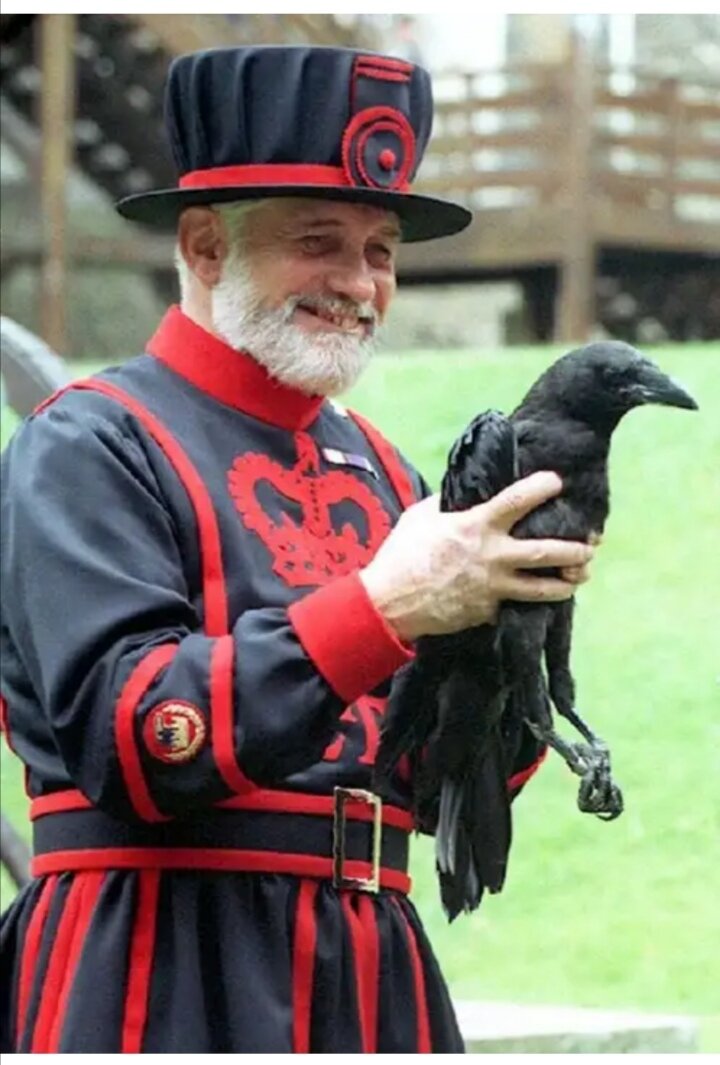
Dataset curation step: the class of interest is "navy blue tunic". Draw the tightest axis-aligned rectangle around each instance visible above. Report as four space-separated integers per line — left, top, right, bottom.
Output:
0 308 544 1052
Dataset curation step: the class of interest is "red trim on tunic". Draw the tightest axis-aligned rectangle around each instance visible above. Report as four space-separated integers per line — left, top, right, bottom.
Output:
392 898 432 1053
507 745 548 793
121 869 161 1053
210 635 255 793
31 383 76 418
115 644 178 822
30 876 84 1051
292 879 319 1053
30 791 93 819
31 848 411 894
71 378 230 638
348 409 418 511
46 871 105 1052
341 894 380 1053
217 788 413 832
16 875 58 1048
147 307 324 431
0 694 10 748
288 572 413 705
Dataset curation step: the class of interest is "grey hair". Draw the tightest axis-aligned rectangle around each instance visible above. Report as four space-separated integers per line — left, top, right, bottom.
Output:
174 200 269 302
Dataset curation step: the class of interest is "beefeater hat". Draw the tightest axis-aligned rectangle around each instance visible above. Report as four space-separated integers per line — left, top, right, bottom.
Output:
115 45 472 243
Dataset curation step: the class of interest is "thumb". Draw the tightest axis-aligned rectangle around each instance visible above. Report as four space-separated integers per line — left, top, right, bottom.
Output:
482 471 562 530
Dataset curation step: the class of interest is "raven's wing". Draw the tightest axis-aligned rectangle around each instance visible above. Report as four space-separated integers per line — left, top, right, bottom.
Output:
375 411 517 796
441 409 517 512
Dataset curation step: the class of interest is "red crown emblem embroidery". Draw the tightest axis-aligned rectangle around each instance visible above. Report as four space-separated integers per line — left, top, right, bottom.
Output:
228 433 392 587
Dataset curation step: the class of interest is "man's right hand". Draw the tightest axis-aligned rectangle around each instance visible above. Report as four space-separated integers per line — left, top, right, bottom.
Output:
359 471 594 642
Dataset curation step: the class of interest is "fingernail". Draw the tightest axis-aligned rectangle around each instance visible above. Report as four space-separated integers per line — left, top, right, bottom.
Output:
540 471 562 490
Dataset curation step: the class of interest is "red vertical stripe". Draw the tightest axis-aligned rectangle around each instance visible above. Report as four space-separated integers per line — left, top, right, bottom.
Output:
31 877 84 1051
341 894 380 1053
121 869 161 1053
392 898 432 1052
71 380 229 637
115 644 178 821
292 878 319 1053
46 871 105 1052
0 693 9 746
348 410 418 510
210 635 254 793
15 875 58 1049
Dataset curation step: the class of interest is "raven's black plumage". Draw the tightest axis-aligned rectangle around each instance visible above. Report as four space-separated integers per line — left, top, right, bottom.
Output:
374 341 697 921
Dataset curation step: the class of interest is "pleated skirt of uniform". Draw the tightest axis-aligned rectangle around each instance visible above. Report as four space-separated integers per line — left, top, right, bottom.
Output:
0 871 464 1053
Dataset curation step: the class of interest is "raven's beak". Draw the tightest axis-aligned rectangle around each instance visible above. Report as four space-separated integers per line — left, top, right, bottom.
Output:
630 366 699 410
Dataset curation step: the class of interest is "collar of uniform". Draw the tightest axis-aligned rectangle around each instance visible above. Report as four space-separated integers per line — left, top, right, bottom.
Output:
146 305 325 431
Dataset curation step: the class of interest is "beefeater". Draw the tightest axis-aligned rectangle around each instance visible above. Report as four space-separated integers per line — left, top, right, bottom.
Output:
0 45 595 1052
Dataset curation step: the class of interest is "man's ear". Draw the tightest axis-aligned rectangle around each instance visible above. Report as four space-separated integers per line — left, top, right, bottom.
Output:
177 208 227 288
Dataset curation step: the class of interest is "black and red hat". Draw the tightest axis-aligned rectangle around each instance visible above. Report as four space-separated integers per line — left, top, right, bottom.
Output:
116 45 472 243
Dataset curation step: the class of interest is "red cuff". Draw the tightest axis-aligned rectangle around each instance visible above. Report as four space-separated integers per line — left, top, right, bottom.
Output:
288 573 414 704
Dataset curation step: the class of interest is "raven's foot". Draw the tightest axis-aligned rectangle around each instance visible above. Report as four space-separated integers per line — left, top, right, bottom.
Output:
576 743 624 820
525 719 594 775
525 721 623 820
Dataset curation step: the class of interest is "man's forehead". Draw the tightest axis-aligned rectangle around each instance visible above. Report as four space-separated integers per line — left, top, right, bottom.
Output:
254 197 402 238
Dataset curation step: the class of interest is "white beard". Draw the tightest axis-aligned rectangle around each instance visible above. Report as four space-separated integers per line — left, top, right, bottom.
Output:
211 245 377 397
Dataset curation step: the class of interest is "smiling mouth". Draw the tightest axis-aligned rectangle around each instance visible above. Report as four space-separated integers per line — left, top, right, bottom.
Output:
295 302 375 336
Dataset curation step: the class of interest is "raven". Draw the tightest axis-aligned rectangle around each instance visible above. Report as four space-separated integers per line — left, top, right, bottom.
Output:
374 341 698 921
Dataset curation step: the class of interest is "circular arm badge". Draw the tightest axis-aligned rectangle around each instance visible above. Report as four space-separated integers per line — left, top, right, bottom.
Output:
143 701 207 764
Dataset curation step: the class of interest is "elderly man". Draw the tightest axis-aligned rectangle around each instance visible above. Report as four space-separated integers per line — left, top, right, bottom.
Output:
0 46 592 1052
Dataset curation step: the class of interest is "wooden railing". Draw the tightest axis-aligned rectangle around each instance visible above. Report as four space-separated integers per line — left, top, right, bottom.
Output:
415 50 720 224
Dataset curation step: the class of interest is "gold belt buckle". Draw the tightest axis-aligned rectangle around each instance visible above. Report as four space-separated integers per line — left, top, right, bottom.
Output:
332 786 382 893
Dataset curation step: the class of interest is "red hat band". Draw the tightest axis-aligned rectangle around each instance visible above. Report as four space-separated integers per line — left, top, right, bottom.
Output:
178 161 411 194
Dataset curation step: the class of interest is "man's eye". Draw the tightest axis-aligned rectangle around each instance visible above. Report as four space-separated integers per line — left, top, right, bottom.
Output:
299 235 328 254
369 244 394 264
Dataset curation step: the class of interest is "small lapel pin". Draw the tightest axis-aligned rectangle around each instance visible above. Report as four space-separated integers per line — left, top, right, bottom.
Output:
322 447 379 479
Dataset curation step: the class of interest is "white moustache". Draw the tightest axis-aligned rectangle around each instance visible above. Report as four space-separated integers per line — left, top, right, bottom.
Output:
285 294 378 331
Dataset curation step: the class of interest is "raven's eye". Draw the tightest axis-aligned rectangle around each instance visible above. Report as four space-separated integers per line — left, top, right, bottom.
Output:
600 366 624 390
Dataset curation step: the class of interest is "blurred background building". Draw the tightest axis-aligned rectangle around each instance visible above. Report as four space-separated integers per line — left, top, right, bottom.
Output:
1 12 718 361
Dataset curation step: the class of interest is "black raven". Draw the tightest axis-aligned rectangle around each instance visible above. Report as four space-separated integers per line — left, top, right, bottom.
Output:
374 341 698 921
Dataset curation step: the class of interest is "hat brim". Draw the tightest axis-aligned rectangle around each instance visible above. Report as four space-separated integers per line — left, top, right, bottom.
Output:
115 184 472 243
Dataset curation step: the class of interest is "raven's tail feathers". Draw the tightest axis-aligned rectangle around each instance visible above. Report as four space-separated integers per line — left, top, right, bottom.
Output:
435 733 512 921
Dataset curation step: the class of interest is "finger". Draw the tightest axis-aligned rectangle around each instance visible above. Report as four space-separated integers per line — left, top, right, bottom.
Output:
561 564 590 585
481 472 563 531
504 538 593 570
502 575 577 604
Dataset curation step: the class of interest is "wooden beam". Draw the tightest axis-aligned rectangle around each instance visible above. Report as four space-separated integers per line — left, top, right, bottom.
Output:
555 34 595 343
1 232 177 270
39 14 75 356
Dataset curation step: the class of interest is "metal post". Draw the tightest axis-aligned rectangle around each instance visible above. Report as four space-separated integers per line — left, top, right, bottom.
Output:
39 13 76 356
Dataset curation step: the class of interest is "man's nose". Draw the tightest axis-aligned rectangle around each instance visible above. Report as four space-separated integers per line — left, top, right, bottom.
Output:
325 255 376 305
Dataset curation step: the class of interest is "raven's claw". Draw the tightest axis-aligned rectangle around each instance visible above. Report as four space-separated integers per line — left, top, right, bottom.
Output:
576 745 623 820
527 720 624 820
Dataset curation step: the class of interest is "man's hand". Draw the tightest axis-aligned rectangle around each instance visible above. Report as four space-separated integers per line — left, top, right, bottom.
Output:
360 471 594 642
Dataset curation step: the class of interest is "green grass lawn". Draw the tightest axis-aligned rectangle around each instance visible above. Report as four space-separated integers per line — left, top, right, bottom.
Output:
2 341 719 1047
